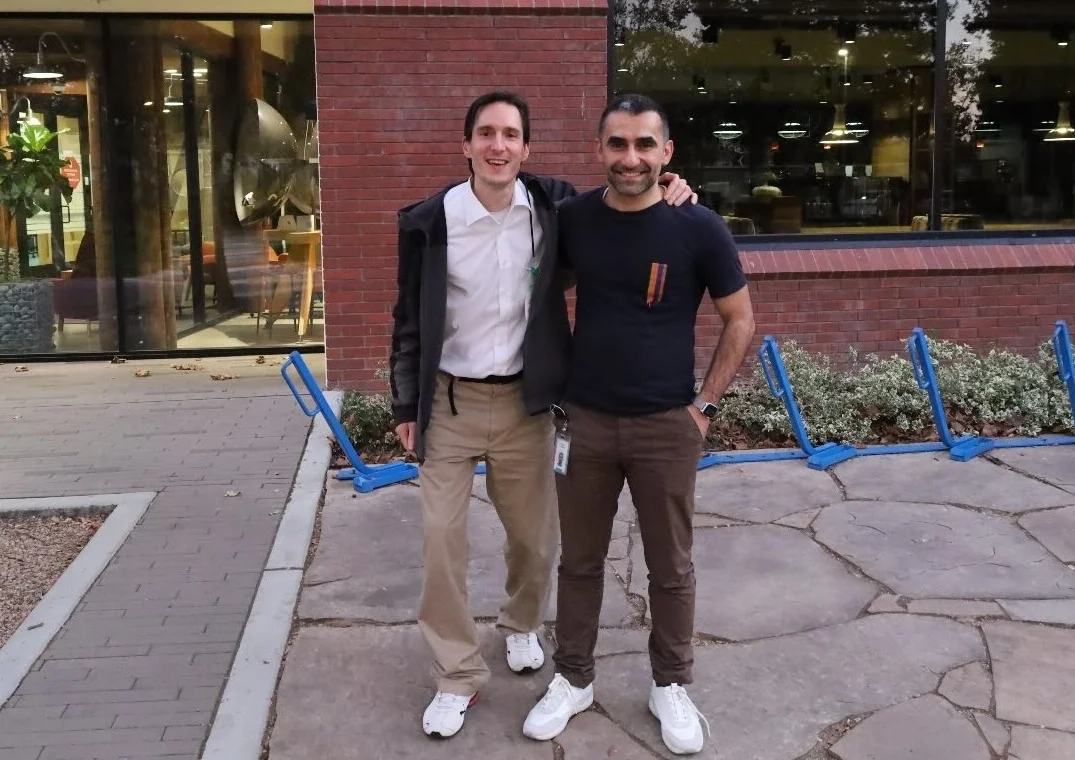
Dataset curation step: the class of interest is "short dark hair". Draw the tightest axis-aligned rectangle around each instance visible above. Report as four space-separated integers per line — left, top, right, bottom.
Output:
598 93 670 141
464 91 531 144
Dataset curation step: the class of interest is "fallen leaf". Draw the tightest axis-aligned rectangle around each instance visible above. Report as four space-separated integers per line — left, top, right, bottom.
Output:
110 356 126 364
134 369 151 378
225 490 241 497
211 373 238 381
14 365 28 373
171 363 200 371
255 355 266 365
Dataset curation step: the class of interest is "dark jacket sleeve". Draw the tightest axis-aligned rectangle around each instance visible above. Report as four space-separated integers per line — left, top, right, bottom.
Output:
532 175 578 204
388 225 421 425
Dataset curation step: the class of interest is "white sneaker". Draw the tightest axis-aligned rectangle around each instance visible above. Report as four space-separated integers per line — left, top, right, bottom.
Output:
522 673 594 741
648 682 710 755
506 632 545 673
422 691 478 738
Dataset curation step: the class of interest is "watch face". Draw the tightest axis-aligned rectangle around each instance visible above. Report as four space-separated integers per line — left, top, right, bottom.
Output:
702 403 718 419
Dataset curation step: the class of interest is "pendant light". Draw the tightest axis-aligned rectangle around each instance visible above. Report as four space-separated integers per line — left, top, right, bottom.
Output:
1045 102 1075 142
820 103 859 144
820 51 859 145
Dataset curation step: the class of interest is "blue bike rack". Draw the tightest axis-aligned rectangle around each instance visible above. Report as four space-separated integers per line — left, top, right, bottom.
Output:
907 328 995 461
1056 319 1075 426
757 336 859 470
986 320 1075 451
280 351 419 493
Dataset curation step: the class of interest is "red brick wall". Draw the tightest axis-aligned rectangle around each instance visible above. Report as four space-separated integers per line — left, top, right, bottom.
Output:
694 244 1075 370
314 0 607 390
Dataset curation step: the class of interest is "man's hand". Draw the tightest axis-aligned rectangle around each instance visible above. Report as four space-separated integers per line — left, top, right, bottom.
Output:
395 422 416 453
686 404 710 441
658 172 698 207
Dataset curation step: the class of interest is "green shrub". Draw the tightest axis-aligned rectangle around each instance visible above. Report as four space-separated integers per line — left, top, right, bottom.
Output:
339 338 1075 455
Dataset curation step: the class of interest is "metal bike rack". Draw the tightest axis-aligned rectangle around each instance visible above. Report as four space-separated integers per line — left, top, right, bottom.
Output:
907 328 995 461
280 352 419 493
756 336 859 470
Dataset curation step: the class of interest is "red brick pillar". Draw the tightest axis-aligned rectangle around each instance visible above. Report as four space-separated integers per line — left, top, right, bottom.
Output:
314 0 608 390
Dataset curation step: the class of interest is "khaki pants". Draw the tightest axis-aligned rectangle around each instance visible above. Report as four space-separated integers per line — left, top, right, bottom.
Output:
552 402 703 688
418 372 559 696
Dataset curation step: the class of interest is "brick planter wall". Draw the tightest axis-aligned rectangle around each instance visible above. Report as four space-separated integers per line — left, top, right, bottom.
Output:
693 242 1075 371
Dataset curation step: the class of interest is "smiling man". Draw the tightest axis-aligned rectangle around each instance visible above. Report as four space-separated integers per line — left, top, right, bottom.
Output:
522 93 756 755
388 91 695 740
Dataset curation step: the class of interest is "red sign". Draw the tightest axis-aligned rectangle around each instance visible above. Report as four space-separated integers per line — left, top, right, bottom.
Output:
60 156 80 189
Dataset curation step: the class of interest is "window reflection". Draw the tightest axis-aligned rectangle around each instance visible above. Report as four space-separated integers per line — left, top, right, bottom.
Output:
946 0 1075 230
0 17 320 356
612 0 937 234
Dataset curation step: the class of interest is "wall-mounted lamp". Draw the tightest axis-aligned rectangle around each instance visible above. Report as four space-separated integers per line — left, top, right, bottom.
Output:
774 38 792 61
614 26 626 47
1052 26 1071 47
5 95 41 126
260 19 275 29
838 22 857 44
692 75 707 92
23 31 85 81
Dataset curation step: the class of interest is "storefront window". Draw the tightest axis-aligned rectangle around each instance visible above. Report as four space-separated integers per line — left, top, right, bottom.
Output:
944 1 1075 231
612 0 938 235
0 15 319 356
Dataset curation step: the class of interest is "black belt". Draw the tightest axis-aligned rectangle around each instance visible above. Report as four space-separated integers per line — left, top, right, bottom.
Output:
444 371 523 415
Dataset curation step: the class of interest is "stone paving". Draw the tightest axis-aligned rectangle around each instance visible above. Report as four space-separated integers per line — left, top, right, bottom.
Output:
269 446 1075 760
0 355 317 760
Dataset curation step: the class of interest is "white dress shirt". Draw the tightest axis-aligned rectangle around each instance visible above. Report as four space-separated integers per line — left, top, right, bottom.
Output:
439 179 541 378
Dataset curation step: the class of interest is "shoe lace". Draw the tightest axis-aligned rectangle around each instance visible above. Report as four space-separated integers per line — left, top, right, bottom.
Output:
433 692 467 713
537 674 573 710
507 633 532 650
668 684 711 738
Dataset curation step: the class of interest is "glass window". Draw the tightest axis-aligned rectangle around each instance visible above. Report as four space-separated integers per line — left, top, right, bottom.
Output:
944 1 1075 231
611 1 939 235
108 18 320 352
0 16 319 357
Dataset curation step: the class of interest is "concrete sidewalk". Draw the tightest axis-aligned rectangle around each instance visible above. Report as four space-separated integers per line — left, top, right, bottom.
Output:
0 355 319 760
267 446 1075 760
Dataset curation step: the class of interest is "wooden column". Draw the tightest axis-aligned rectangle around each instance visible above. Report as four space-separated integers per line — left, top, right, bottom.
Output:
83 36 120 351
122 21 176 349
210 20 265 314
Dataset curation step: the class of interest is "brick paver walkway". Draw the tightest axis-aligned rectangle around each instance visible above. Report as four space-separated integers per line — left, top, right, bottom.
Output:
0 354 319 760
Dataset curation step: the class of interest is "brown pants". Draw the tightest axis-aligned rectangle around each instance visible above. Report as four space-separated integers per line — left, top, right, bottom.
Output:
552 402 703 689
418 372 559 696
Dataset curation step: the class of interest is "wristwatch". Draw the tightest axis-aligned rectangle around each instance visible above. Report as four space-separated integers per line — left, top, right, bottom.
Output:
692 396 718 420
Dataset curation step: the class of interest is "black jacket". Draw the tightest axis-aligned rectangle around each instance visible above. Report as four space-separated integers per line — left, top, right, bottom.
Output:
389 173 576 461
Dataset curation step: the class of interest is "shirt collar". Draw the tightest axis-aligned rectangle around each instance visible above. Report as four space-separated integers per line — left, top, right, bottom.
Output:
462 178 532 227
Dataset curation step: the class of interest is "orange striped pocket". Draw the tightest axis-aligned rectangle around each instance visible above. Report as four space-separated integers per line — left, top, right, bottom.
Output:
646 262 668 307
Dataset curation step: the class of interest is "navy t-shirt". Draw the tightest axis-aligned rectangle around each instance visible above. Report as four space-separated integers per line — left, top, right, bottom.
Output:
559 188 747 416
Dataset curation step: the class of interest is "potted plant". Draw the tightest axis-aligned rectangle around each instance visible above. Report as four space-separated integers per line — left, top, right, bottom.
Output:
0 112 74 353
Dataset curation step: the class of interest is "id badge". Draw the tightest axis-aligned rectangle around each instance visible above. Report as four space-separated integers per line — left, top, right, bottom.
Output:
553 432 571 475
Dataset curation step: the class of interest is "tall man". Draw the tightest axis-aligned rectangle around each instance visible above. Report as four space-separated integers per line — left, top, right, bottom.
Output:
523 93 756 755
388 91 694 739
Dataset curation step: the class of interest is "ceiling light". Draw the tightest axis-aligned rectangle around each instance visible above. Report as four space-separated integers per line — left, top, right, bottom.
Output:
1044 102 1075 142
820 103 859 144
713 122 743 140
777 121 807 139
